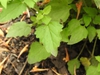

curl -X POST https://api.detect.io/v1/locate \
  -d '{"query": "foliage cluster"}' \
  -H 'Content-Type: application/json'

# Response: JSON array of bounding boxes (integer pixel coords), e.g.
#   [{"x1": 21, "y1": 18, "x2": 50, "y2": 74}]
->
[{"x1": 0, "y1": 0, "x2": 100, "y2": 75}]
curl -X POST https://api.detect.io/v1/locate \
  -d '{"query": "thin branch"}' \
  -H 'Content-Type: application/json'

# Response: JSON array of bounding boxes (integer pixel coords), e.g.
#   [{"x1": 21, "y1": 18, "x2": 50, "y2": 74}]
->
[
  {"x1": 91, "y1": 37, "x2": 97, "y2": 57},
  {"x1": 77, "y1": 41, "x2": 87, "y2": 58}
]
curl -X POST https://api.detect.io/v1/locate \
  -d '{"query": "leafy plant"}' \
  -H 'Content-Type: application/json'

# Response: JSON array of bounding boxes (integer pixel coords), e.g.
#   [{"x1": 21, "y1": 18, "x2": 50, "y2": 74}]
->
[
  {"x1": 0, "y1": 0, "x2": 100, "y2": 75},
  {"x1": 0, "y1": 0, "x2": 8, "y2": 8},
  {"x1": 6, "y1": 22, "x2": 32, "y2": 37},
  {"x1": 28, "y1": 42, "x2": 51, "y2": 64},
  {"x1": 68, "y1": 58, "x2": 80, "y2": 75}
]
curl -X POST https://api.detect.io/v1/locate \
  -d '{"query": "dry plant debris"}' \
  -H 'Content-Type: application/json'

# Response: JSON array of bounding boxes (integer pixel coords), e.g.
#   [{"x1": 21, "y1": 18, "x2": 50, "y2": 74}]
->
[
  {"x1": 30, "y1": 66, "x2": 48, "y2": 72},
  {"x1": 0, "y1": 55, "x2": 9, "y2": 74},
  {"x1": 63, "y1": 48, "x2": 69, "y2": 62}
]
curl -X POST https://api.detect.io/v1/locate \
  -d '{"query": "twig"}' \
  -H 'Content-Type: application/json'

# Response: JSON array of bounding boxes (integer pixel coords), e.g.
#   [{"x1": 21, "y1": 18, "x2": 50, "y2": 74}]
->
[
  {"x1": 52, "y1": 67, "x2": 61, "y2": 75},
  {"x1": 11, "y1": 62, "x2": 18, "y2": 74},
  {"x1": 85, "y1": 45, "x2": 92, "y2": 57},
  {"x1": 91, "y1": 36, "x2": 97, "y2": 57},
  {"x1": 18, "y1": 59, "x2": 28, "y2": 75},
  {"x1": 76, "y1": 41, "x2": 87, "y2": 58},
  {"x1": 5, "y1": 38, "x2": 12, "y2": 45},
  {"x1": 0, "y1": 55, "x2": 9, "y2": 74},
  {"x1": 18, "y1": 45, "x2": 28, "y2": 58},
  {"x1": 30, "y1": 66, "x2": 48, "y2": 72},
  {"x1": 20, "y1": 15, "x2": 26, "y2": 22},
  {"x1": 1, "y1": 38, "x2": 12, "y2": 47}
]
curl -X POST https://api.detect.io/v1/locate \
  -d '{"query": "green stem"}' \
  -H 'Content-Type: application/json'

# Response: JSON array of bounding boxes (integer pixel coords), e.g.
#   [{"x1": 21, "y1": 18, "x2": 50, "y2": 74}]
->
[
  {"x1": 77, "y1": 41, "x2": 87, "y2": 58},
  {"x1": 91, "y1": 36, "x2": 97, "y2": 57},
  {"x1": 86, "y1": 45, "x2": 92, "y2": 57}
]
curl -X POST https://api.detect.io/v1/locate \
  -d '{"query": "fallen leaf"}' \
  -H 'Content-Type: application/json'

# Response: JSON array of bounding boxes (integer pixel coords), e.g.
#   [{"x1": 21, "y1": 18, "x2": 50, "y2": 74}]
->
[
  {"x1": 1, "y1": 38, "x2": 12, "y2": 47},
  {"x1": 63, "y1": 48, "x2": 69, "y2": 62},
  {"x1": 0, "y1": 47, "x2": 9, "y2": 54},
  {"x1": 80, "y1": 57, "x2": 91, "y2": 67},
  {"x1": 0, "y1": 29, "x2": 4, "y2": 37}
]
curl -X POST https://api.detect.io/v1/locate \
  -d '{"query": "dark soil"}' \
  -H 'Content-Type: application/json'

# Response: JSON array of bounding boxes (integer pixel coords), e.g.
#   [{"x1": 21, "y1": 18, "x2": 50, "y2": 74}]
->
[{"x1": 0, "y1": 15, "x2": 100, "y2": 75}]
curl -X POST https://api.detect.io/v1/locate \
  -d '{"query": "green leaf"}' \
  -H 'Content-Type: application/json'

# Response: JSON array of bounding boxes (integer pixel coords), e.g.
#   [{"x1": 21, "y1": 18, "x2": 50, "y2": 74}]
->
[
  {"x1": 97, "y1": 63, "x2": 100, "y2": 72},
  {"x1": 24, "y1": 0, "x2": 36, "y2": 8},
  {"x1": 93, "y1": 15, "x2": 100, "y2": 24},
  {"x1": 30, "y1": 16, "x2": 36, "y2": 23},
  {"x1": 94, "y1": 0, "x2": 100, "y2": 9},
  {"x1": 43, "y1": 5, "x2": 51, "y2": 15},
  {"x1": 6, "y1": 22, "x2": 32, "y2": 37},
  {"x1": 80, "y1": 57, "x2": 91, "y2": 67},
  {"x1": 35, "y1": 21, "x2": 63, "y2": 56},
  {"x1": 83, "y1": 7, "x2": 98, "y2": 17},
  {"x1": 96, "y1": 29, "x2": 100, "y2": 39},
  {"x1": 68, "y1": 19, "x2": 81, "y2": 33},
  {"x1": 28, "y1": 42, "x2": 50, "y2": 64},
  {"x1": 48, "y1": 0, "x2": 71, "y2": 22},
  {"x1": 41, "y1": 16, "x2": 51, "y2": 25},
  {"x1": 0, "y1": 0, "x2": 8, "y2": 8},
  {"x1": 61, "y1": 19, "x2": 81, "y2": 43},
  {"x1": 61, "y1": 19, "x2": 88, "y2": 44},
  {"x1": 68, "y1": 58, "x2": 80, "y2": 75},
  {"x1": 0, "y1": 1, "x2": 26, "y2": 22},
  {"x1": 86, "y1": 65, "x2": 100, "y2": 75},
  {"x1": 61, "y1": 27, "x2": 69, "y2": 42},
  {"x1": 68, "y1": 26, "x2": 88, "y2": 45},
  {"x1": 95, "y1": 56, "x2": 100, "y2": 62},
  {"x1": 90, "y1": 57, "x2": 99, "y2": 67},
  {"x1": 84, "y1": 0, "x2": 92, "y2": 6},
  {"x1": 83, "y1": 14, "x2": 91, "y2": 26},
  {"x1": 87, "y1": 26, "x2": 96, "y2": 42},
  {"x1": 33, "y1": 0, "x2": 38, "y2": 2},
  {"x1": 67, "y1": 0, "x2": 73, "y2": 4},
  {"x1": 36, "y1": 13, "x2": 44, "y2": 21}
]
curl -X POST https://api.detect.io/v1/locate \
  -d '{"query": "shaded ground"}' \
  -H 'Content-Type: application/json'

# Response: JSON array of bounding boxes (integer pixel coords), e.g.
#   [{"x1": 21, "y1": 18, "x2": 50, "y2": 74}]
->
[{"x1": 0, "y1": 15, "x2": 100, "y2": 75}]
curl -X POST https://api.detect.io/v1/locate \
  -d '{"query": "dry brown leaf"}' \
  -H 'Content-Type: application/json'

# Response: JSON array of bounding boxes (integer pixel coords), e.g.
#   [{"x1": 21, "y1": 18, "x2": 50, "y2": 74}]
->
[
  {"x1": 76, "y1": 1, "x2": 83, "y2": 19},
  {"x1": 63, "y1": 48, "x2": 69, "y2": 62},
  {"x1": 5, "y1": 27, "x2": 10, "y2": 33},
  {"x1": 1, "y1": 38, "x2": 12, "y2": 48},
  {"x1": 0, "y1": 47, "x2": 9, "y2": 54},
  {"x1": 0, "y1": 29, "x2": 4, "y2": 37},
  {"x1": 18, "y1": 45, "x2": 28, "y2": 58}
]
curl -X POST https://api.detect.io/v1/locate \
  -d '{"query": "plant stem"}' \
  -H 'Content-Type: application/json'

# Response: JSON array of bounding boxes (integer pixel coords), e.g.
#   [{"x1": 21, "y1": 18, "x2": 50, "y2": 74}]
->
[
  {"x1": 76, "y1": 41, "x2": 87, "y2": 58},
  {"x1": 91, "y1": 36, "x2": 97, "y2": 57},
  {"x1": 86, "y1": 45, "x2": 92, "y2": 57}
]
